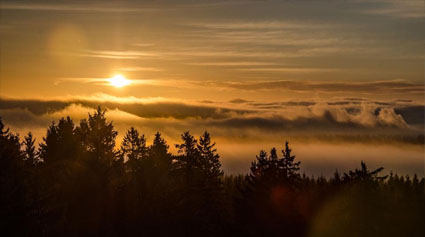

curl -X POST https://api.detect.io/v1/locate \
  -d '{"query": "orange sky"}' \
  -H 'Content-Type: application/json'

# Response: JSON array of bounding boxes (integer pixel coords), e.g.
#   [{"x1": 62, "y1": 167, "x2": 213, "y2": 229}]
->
[
  {"x1": 0, "y1": 0, "x2": 423, "y2": 175},
  {"x1": 0, "y1": 0, "x2": 423, "y2": 101}
]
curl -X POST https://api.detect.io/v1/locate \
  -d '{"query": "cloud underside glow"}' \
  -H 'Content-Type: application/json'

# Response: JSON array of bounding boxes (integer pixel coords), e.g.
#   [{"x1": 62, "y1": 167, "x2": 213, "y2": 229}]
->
[
  {"x1": 1, "y1": 95, "x2": 423, "y2": 176},
  {"x1": 0, "y1": 95, "x2": 423, "y2": 139}
]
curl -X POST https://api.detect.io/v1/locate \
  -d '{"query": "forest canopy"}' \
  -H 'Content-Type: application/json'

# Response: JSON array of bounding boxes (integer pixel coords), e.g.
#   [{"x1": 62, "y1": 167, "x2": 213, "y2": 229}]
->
[{"x1": 0, "y1": 107, "x2": 424, "y2": 236}]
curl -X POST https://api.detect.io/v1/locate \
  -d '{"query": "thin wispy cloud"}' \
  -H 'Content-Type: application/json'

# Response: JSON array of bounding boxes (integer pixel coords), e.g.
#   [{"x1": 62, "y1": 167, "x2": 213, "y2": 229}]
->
[
  {"x1": 208, "y1": 79, "x2": 425, "y2": 94},
  {"x1": 186, "y1": 62, "x2": 277, "y2": 66},
  {"x1": 184, "y1": 21, "x2": 326, "y2": 30},
  {"x1": 0, "y1": 2, "x2": 156, "y2": 13},
  {"x1": 118, "y1": 67, "x2": 163, "y2": 72},
  {"x1": 181, "y1": 28, "x2": 344, "y2": 47},
  {"x1": 162, "y1": 49, "x2": 322, "y2": 59},
  {"x1": 79, "y1": 50, "x2": 159, "y2": 59},
  {"x1": 0, "y1": 0, "x2": 259, "y2": 13},
  {"x1": 55, "y1": 77, "x2": 159, "y2": 87},
  {"x1": 233, "y1": 68, "x2": 339, "y2": 73},
  {"x1": 359, "y1": 0, "x2": 424, "y2": 18}
]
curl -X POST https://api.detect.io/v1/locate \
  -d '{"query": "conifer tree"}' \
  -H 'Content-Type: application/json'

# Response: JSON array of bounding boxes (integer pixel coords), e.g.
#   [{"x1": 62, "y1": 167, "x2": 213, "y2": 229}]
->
[
  {"x1": 197, "y1": 131, "x2": 223, "y2": 178},
  {"x1": 39, "y1": 116, "x2": 79, "y2": 164},
  {"x1": 175, "y1": 131, "x2": 201, "y2": 174},
  {"x1": 343, "y1": 161, "x2": 387, "y2": 182},
  {"x1": 76, "y1": 106, "x2": 117, "y2": 166},
  {"x1": 121, "y1": 127, "x2": 147, "y2": 172},
  {"x1": 280, "y1": 141, "x2": 301, "y2": 181},
  {"x1": 23, "y1": 132, "x2": 37, "y2": 166},
  {"x1": 0, "y1": 118, "x2": 28, "y2": 235},
  {"x1": 149, "y1": 132, "x2": 172, "y2": 168},
  {"x1": 250, "y1": 150, "x2": 268, "y2": 179}
]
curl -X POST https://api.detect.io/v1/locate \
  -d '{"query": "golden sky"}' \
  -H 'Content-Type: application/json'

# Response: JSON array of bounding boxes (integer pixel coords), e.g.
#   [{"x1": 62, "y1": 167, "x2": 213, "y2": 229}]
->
[
  {"x1": 1, "y1": 0, "x2": 424, "y2": 100},
  {"x1": 0, "y1": 0, "x2": 424, "y2": 175}
]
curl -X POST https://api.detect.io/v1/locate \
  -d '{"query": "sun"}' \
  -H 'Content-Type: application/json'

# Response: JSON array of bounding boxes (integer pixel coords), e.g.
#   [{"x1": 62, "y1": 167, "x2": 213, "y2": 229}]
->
[{"x1": 108, "y1": 74, "x2": 131, "y2": 88}]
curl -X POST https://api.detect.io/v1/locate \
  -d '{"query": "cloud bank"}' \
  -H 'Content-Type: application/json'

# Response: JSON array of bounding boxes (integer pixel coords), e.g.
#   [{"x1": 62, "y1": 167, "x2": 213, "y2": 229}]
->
[
  {"x1": 1, "y1": 94, "x2": 423, "y2": 176},
  {"x1": 0, "y1": 94, "x2": 423, "y2": 143}
]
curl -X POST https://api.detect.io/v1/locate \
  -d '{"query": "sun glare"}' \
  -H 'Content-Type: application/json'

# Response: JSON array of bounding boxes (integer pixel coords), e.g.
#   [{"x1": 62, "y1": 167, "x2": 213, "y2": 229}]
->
[{"x1": 109, "y1": 74, "x2": 131, "y2": 88}]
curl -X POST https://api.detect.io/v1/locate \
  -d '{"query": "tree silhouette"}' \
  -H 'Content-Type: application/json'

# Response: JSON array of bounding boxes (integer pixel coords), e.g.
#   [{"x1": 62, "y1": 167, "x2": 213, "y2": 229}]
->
[
  {"x1": 76, "y1": 106, "x2": 117, "y2": 166},
  {"x1": 343, "y1": 160, "x2": 387, "y2": 183},
  {"x1": 198, "y1": 131, "x2": 223, "y2": 179},
  {"x1": 176, "y1": 131, "x2": 199, "y2": 162},
  {"x1": 0, "y1": 111, "x2": 424, "y2": 236},
  {"x1": 23, "y1": 132, "x2": 37, "y2": 166},
  {"x1": 120, "y1": 127, "x2": 147, "y2": 172},
  {"x1": 250, "y1": 141, "x2": 301, "y2": 183},
  {"x1": 0, "y1": 118, "x2": 29, "y2": 235},
  {"x1": 281, "y1": 141, "x2": 301, "y2": 181},
  {"x1": 39, "y1": 116, "x2": 80, "y2": 164},
  {"x1": 149, "y1": 132, "x2": 172, "y2": 170}
]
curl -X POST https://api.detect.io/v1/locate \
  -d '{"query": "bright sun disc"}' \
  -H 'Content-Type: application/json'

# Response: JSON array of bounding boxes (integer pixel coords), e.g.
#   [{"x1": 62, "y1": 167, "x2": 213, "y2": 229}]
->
[{"x1": 109, "y1": 75, "x2": 131, "y2": 88}]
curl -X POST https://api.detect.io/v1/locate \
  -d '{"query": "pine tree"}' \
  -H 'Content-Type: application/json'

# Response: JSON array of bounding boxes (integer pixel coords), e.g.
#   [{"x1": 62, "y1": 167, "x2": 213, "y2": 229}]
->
[
  {"x1": 39, "y1": 116, "x2": 79, "y2": 164},
  {"x1": 250, "y1": 141, "x2": 300, "y2": 182},
  {"x1": 0, "y1": 118, "x2": 28, "y2": 235},
  {"x1": 121, "y1": 127, "x2": 147, "y2": 172},
  {"x1": 250, "y1": 150, "x2": 268, "y2": 179},
  {"x1": 76, "y1": 106, "x2": 117, "y2": 166},
  {"x1": 149, "y1": 132, "x2": 171, "y2": 164},
  {"x1": 343, "y1": 161, "x2": 387, "y2": 183},
  {"x1": 176, "y1": 131, "x2": 199, "y2": 158},
  {"x1": 23, "y1": 132, "x2": 37, "y2": 166},
  {"x1": 197, "y1": 131, "x2": 223, "y2": 178},
  {"x1": 175, "y1": 131, "x2": 201, "y2": 174},
  {"x1": 280, "y1": 141, "x2": 301, "y2": 180}
]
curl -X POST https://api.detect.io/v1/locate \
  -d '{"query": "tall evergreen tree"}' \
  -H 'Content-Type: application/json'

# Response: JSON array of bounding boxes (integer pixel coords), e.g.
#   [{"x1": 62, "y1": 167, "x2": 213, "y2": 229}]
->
[
  {"x1": 280, "y1": 141, "x2": 301, "y2": 181},
  {"x1": 121, "y1": 127, "x2": 147, "y2": 172},
  {"x1": 39, "y1": 116, "x2": 79, "y2": 164},
  {"x1": 343, "y1": 161, "x2": 387, "y2": 183},
  {"x1": 76, "y1": 106, "x2": 117, "y2": 166},
  {"x1": 149, "y1": 132, "x2": 172, "y2": 169},
  {"x1": 0, "y1": 118, "x2": 28, "y2": 235},
  {"x1": 250, "y1": 142, "x2": 300, "y2": 182},
  {"x1": 197, "y1": 131, "x2": 223, "y2": 178},
  {"x1": 175, "y1": 131, "x2": 201, "y2": 175},
  {"x1": 23, "y1": 132, "x2": 37, "y2": 166}
]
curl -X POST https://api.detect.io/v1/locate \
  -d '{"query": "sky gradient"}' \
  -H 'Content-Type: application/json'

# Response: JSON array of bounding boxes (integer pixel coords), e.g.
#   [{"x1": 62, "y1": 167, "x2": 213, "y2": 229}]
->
[{"x1": 0, "y1": 0, "x2": 424, "y2": 175}]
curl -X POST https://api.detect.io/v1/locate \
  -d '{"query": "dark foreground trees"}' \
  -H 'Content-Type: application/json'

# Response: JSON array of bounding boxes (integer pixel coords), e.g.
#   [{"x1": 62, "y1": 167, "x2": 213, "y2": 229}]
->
[{"x1": 0, "y1": 108, "x2": 424, "y2": 236}]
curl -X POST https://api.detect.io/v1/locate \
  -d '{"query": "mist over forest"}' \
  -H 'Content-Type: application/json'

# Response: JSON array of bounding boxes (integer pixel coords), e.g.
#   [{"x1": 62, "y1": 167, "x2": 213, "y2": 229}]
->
[
  {"x1": 1, "y1": 107, "x2": 424, "y2": 236},
  {"x1": 1, "y1": 97, "x2": 423, "y2": 176}
]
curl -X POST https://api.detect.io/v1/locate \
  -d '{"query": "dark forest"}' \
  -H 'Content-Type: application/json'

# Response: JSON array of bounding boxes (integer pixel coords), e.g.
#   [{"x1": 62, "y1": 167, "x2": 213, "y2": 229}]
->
[{"x1": 1, "y1": 107, "x2": 424, "y2": 236}]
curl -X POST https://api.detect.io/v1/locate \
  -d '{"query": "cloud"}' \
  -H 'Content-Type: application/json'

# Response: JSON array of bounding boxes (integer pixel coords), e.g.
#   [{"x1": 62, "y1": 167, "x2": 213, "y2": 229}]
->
[
  {"x1": 233, "y1": 68, "x2": 338, "y2": 73},
  {"x1": 184, "y1": 21, "x2": 327, "y2": 30},
  {"x1": 1, "y1": 94, "x2": 424, "y2": 176},
  {"x1": 208, "y1": 79, "x2": 425, "y2": 94},
  {"x1": 2, "y1": 100, "x2": 422, "y2": 176},
  {"x1": 0, "y1": 97, "x2": 251, "y2": 120},
  {"x1": 117, "y1": 67, "x2": 163, "y2": 72},
  {"x1": 55, "y1": 77, "x2": 166, "y2": 87},
  {"x1": 229, "y1": 98, "x2": 253, "y2": 104},
  {"x1": 1, "y1": 94, "x2": 423, "y2": 131},
  {"x1": 0, "y1": 0, "x2": 164, "y2": 12},
  {"x1": 186, "y1": 61, "x2": 277, "y2": 67},
  {"x1": 78, "y1": 50, "x2": 158, "y2": 59},
  {"x1": 359, "y1": 0, "x2": 424, "y2": 18},
  {"x1": 0, "y1": 0, "x2": 257, "y2": 12}
]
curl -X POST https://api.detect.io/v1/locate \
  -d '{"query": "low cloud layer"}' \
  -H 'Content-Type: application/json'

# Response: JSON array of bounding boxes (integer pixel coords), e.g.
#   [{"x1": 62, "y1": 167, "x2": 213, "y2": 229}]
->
[
  {"x1": 206, "y1": 80, "x2": 424, "y2": 94},
  {"x1": 1, "y1": 95, "x2": 423, "y2": 175},
  {"x1": 0, "y1": 95, "x2": 423, "y2": 143}
]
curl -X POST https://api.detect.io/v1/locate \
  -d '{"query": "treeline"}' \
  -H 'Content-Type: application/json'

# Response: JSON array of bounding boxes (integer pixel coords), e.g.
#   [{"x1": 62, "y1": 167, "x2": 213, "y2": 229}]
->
[{"x1": 0, "y1": 107, "x2": 424, "y2": 236}]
